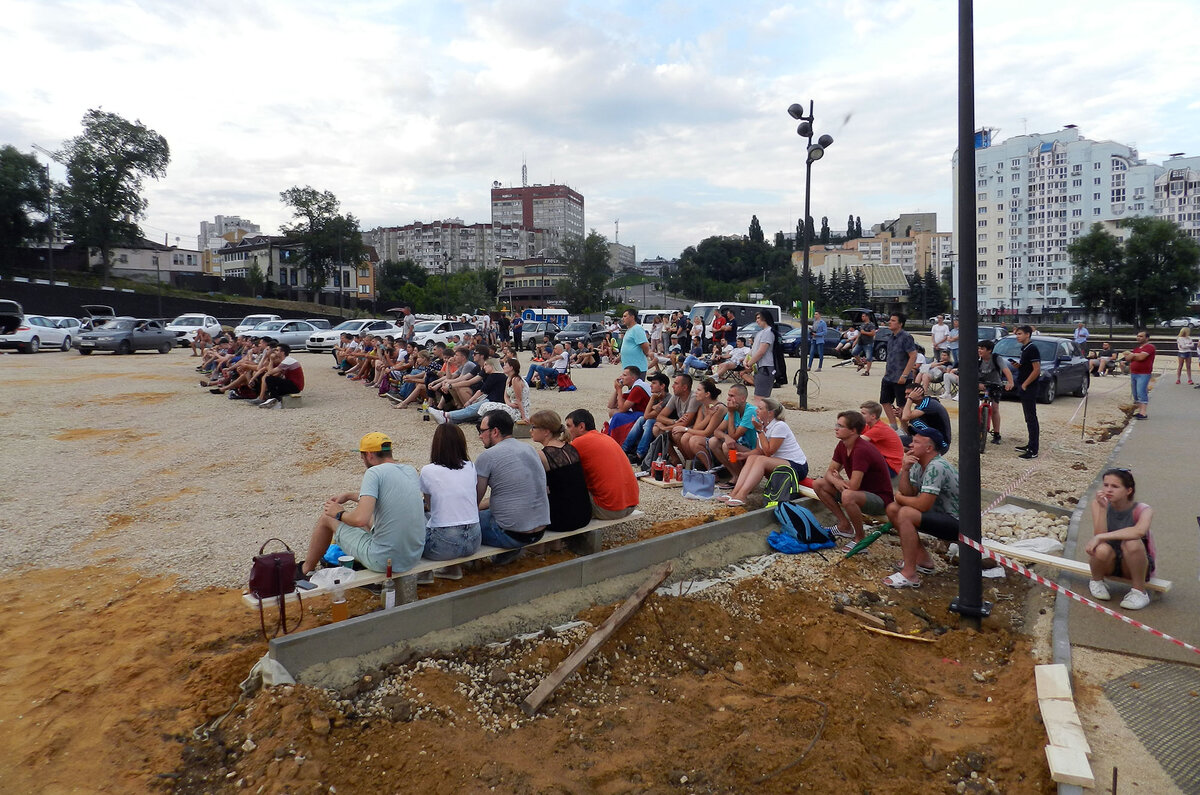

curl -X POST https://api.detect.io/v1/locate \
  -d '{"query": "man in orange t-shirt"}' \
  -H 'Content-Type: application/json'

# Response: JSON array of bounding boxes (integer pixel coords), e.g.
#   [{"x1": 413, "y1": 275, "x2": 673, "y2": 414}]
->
[
  {"x1": 564, "y1": 408, "x2": 640, "y2": 519},
  {"x1": 859, "y1": 400, "x2": 905, "y2": 476}
]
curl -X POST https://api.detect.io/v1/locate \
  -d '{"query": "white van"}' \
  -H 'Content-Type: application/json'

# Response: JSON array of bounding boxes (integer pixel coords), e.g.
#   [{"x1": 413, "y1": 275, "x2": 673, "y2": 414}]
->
[
  {"x1": 637, "y1": 309, "x2": 670, "y2": 334},
  {"x1": 688, "y1": 301, "x2": 781, "y2": 337}
]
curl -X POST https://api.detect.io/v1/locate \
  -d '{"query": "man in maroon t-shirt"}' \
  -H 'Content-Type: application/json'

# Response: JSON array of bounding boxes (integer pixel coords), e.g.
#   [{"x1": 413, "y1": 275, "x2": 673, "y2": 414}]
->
[
  {"x1": 1125, "y1": 329, "x2": 1156, "y2": 419},
  {"x1": 813, "y1": 409, "x2": 895, "y2": 544},
  {"x1": 258, "y1": 343, "x2": 305, "y2": 408}
]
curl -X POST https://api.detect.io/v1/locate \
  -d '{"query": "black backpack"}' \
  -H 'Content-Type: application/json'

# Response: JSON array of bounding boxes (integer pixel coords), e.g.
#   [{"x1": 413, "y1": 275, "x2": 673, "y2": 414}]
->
[{"x1": 763, "y1": 465, "x2": 802, "y2": 508}]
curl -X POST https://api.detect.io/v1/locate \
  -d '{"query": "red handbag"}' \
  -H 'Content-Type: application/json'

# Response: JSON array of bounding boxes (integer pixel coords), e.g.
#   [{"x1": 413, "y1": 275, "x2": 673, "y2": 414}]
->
[{"x1": 249, "y1": 538, "x2": 303, "y2": 638}]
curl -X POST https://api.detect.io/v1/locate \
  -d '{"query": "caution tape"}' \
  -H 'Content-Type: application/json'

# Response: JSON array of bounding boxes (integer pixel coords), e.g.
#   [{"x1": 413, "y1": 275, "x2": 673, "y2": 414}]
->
[
  {"x1": 956, "y1": 532, "x2": 1200, "y2": 657},
  {"x1": 982, "y1": 465, "x2": 1039, "y2": 515}
]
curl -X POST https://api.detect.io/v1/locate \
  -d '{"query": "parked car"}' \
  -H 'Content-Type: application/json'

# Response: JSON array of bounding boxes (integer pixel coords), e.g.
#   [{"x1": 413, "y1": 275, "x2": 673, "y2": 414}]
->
[
  {"x1": 555, "y1": 321, "x2": 608, "y2": 346},
  {"x1": 165, "y1": 313, "x2": 223, "y2": 347},
  {"x1": 234, "y1": 314, "x2": 282, "y2": 335},
  {"x1": 977, "y1": 325, "x2": 1009, "y2": 342},
  {"x1": 305, "y1": 318, "x2": 403, "y2": 353},
  {"x1": 1158, "y1": 317, "x2": 1200, "y2": 328},
  {"x1": 0, "y1": 302, "x2": 74, "y2": 353},
  {"x1": 779, "y1": 324, "x2": 842, "y2": 357},
  {"x1": 47, "y1": 316, "x2": 86, "y2": 339},
  {"x1": 249, "y1": 319, "x2": 320, "y2": 348},
  {"x1": 992, "y1": 334, "x2": 1089, "y2": 403},
  {"x1": 411, "y1": 319, "x2": 479, "y2": 348},
  {"x1": 522, "y1": 321, "x2": 561, "y2": 351},
  {"x1": 79, "y1": 304, "x2": 116, "y2": 332},
  {"x1": 734, "y1": 322, "x2": 795, "y2": 349},
  {"x1": 305, "y1": 318, "x2": 332, "y2": 330},
  {"x1": 76, "y1": 317, "x2": 176, "y2": 355}
]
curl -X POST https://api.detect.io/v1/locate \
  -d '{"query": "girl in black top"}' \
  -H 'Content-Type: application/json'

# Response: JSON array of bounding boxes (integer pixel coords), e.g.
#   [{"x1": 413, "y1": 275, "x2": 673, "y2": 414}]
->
[{"x1": 528, "y1": 410, "x2": 591, "y2": 533}]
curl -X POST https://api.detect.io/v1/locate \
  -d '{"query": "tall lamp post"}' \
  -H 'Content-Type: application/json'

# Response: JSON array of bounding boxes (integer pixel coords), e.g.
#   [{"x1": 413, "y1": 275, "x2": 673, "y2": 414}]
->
[{"x1": 787, "y1": 101, "x2": 834, "y2": 411}]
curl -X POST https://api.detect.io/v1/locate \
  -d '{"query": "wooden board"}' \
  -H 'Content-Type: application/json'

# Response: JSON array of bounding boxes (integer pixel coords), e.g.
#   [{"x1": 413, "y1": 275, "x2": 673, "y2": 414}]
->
[
  {"x1": 1034, "y1": 663, "x2": 1074, "y2": 701},
  {"x1": 242, "y1": 510, "x2": 645, "y2": 609},
  {"x1": 638, "y1": 476, "x2": 682, "y2": 489},
  {"x1": 984, "y1": 539, "x2": 1172, "y2": 593},
  {"x1": 1044, "y1": 744, "x2": 1095, "y2": 788},
  {"x1": 843, "y1": 606, "x2": 887, "y2": 629},
  {"x1": 1039, "y1": 699, "x2": 1093, "y2": 758}
]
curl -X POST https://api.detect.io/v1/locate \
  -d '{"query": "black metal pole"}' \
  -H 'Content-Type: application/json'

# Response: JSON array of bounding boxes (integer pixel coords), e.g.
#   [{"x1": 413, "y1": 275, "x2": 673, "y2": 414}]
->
[
  {"x1": 798, "y1": 152, "x2": 813, "y2": 411},
  {"x1": 951, "y1": 0, "x2": 988, "y2": 627}
]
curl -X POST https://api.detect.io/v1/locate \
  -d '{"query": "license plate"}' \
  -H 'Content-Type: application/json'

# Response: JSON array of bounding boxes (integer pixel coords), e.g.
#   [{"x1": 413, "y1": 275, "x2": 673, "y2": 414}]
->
[{"x1": 80, "y1": 341, "x2": 95, "y2": 347}]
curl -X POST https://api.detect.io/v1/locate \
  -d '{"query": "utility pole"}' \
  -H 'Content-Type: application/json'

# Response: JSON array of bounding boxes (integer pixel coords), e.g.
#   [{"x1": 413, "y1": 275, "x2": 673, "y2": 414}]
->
[{"x1": 31, "y1": 143, "x2": 59, "y2": 285}]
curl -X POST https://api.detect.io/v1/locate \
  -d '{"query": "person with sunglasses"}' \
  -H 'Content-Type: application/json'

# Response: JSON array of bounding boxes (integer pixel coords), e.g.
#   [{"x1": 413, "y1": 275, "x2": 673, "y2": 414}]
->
[{"x1": 474, "y1": 409, "x2": 550, "y2": 564}]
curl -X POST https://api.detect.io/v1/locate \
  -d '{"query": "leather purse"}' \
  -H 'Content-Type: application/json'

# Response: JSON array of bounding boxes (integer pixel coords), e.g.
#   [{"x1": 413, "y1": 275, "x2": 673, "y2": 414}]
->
[{"x1": 249, "y1": 538, "x2": 303, "y2": 638}]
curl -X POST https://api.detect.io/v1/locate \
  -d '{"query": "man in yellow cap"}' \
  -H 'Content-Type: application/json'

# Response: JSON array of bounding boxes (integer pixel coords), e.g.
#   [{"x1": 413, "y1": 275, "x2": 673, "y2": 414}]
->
[{"x1": 300, "y1": 432, "x2": 425, "y2": 577}]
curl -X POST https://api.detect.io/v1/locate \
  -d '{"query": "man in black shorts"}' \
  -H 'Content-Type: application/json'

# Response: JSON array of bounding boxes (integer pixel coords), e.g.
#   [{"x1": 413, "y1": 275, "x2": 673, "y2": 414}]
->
[
  {"x1": 879, "y1": 313, "x2": 918, "y2": 429},
  {"x1": 884, "y1": 428, "x2": 960, "y2": 588}
]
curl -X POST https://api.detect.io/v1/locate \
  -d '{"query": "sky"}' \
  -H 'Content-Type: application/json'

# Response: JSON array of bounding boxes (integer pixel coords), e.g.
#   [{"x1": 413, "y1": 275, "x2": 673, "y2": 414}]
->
[{"x1": 3, "y1": 0, "x2": 1199, "y2": 261}]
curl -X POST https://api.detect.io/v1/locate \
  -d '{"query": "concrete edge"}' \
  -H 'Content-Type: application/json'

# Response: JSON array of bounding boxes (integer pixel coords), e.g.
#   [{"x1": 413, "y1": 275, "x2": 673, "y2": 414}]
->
[
  {"x1": 980, "y1": 488, "x2": 1073, "y2": 517},
  {"x1": 271, "y1": 505, "x2": 778, "y2": 685}
]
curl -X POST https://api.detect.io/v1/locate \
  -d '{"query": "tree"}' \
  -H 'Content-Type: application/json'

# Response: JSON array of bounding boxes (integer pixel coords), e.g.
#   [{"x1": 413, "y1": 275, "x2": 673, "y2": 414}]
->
[
  {"x1": 855, "y1": 216, "x2": 863, "y2": 238},
  {"x1": 773, "y1": 230, "x2": 787, "y2": 250},
  {"x1": 56, "y1": 109, "x2": 170, "y2": 284},
  {"x1": 819, "y1": 216, "x2": 830, "y2": 245},
  {"x1": 1068, "y1": 218, "x2": 1200, "y2": 326},
  {"x1": 280, "y1": 186, "x2": 365, "y2": 303},
  {"x1": 558, "y1": 230, "x2": 611, "y2": 313},
  {"x1": 0, "y1": 146, "x2": 51, "y2": 275},
  {"x1": 748, "y1": 215, "x2": 764, "y2": 246},
  {"x1": 246, "y1": 261, "x2": 265, "y2": 297},
  {"x1": 923, "y1": 267, "x2": 948, "y2": 315},
  {"x1": 846, "y1": 214, "x2": 857, "y2": 242},
  {"x1": 377, "y1": 258, "x2": 427, "y2": 303}
]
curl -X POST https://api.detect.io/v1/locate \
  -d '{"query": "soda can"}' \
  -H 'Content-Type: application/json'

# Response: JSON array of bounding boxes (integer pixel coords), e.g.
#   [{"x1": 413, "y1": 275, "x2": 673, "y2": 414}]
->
[{"x1": 729, "y1": 448, "x2": 738, "y2": 464}]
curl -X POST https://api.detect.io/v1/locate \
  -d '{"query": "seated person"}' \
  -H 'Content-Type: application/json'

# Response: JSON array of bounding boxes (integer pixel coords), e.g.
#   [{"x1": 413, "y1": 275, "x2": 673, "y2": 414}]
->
[
  {"x1": 417, "y1": 423, "x2": 482, "y2": 581},
  {"x1": 646, "y1": 372, "x2": 700, "y2": 463},
  {"x1": 1088, "y1": 342, "x2": 1117, "y2": 376},
  {"x1": 606, "y1": 366, "x2": 652, "y2": 444},
  {"x1": 899, "y1": 384, "x2": 952, "y2": 450},
  {"x1": 427, "y1": 357, "x2": 508, "y2": 425},
  {"x1": 300, "y1": 433, "x2": 425, "y2": 576},
  {"x1": 681, "y1": 340, "x2": 711, "y2": 373},
  {"x1": 573, "y1": 341, "x2": 599, "y2": 368},
  {"x1": 622, "y1": 373, "x2": 670, "y2": 460},
  {"x1": 813, "y1": 410, "x2": 895, "y2": 545},
  {"x1": 918, "y1": 350, "x2": 958, "y2": 395},
  {"x1": 713, "y1": 337, "x2": 751, "y2": 381},
  {"x1": 720, "y1": 397, "x2": 809, "y2": 507},
  {"x1": 525, "y1": 344, "x2": 570, "y2": 389},
  {"x1": 884, "y1": 428, "x2": 959, "y2": 588},
  {"x1": 707, "y1": 383, "x2": 758, "y2": 485},
  {"x1": 564, "y1": 409, "x2": 640, "y2": 519},
  {"x1": 1084, "y1": 468, "x2": 1155, "y2": 610},
  {"x1": 834, "y1": 327, "x2": 859, "y2": 357},
  {"x1": 255, "y1": 343, "x2": 305, "y2": 408},
  {"x1": 190, "y1": 328, "x2": 212, "y2": 357},
  {"x1": 858, "y1": 400, "x2": 905, "y2": 476},
  {"x1": 475, "y1": 410, "x2": 551, "y2": 563},
  {"x1": 671, "y1": 378, "x2": 727, "y2": 462},
  {"x1": 529, "y1": 410, "x2": 593, "y2": 534}
]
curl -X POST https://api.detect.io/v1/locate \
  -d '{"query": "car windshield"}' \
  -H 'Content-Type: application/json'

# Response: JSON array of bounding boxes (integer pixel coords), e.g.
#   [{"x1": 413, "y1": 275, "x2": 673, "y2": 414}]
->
[
  {"x1": 97, "y1": 320, "x2": 135, "y2": 331},
  {"x1": 171, "y1": 316, "x2": 204, "y2": 326},
  {"x1": 242, "y1": 316, "x2": 274, "y2": 325},
  {"x1": 413, "y1": 321, "x2": 440, "y2": 332},
  {"x1": 563, "y1": 322, "x2": 592, "y2": 332},
  {"x1": 331, "y1": 320, "x2": 364, "y2": 331},
  {"x1": 993, "y1": 337, "x2": 1057, "y2": 361},
  {"x1": 977, "y1": 327, "x2": 998, "y2": 340},
  {"x1": 783, "y1": 328, "x2": 805, "y2": 338},
  {"x1": 254, "y1": 321, "x2": 286, "y2": 331},
  {"x1": 693, "y1": 306, "x2": 719, "y2": 324}
]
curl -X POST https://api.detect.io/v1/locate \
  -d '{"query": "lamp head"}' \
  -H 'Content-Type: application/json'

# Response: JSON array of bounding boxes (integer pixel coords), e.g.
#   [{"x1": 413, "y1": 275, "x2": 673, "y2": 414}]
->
[
  {"x1": 807, "y1": 145, "x2": 825, "y2": 163},
  {"x1": 787, "y1": 103, "x2": 807, "y2": 120},
  {"x1": 796, "y1": 120, "x2": 813, "y2": 138},
  {"x1": 818, "y1": 133, "x2": 834, "y2": 148}
]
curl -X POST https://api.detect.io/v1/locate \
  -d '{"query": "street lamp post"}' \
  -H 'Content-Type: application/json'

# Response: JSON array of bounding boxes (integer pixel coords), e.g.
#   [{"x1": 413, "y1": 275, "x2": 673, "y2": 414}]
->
[{"x1": 787, "y1": 100, "x2": 834, "y2": 411}]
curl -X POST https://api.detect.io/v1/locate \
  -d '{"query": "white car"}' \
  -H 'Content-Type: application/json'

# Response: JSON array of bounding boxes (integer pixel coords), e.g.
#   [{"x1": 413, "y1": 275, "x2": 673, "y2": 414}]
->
[
  {"x1": 411, "y1": 319, "x2": 479, "y2": 348},
  {"x1": 305, "y1": 318, "x2": 403, "y2": 353},
  {"x1": 1158, "y1": 317, "x2": 1200, "y2": 328},
  {"x1": 249, "y1": 319, "x2": 319, "y2": 349},
  {"x1": 165, "y1": 313, "x2": 222, "y2": 347},
  {"x1": 0, "y1": 302, "x2": 73, "y2": 353},
  {"x1": 234, "y1": 314, "x2": 281, "y2": 336},
  {"x1": 48, "y1": 316, "x2": 86, "y2": 338}
]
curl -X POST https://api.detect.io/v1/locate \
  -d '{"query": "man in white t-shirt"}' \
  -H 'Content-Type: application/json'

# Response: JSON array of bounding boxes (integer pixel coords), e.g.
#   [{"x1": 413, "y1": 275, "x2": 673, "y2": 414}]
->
[{"x1": 930, "y1": 315, "x2": 950, "y2": 357}]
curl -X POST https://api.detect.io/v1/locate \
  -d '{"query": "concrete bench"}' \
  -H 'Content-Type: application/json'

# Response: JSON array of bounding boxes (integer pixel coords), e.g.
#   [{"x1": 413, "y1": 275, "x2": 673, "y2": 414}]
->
[
  {"x1": 282, "y1": 393, "x2": 302, "y2": 408},
  {"x1": 242, "y1": 510, "x2": 645, "y2": 610}
]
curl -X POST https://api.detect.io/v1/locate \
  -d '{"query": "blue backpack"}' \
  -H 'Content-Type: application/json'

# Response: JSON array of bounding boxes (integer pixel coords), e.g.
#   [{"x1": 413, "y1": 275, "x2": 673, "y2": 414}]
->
[{"x1": 768, "y1": 502, "x2": 836, "y2": 554}]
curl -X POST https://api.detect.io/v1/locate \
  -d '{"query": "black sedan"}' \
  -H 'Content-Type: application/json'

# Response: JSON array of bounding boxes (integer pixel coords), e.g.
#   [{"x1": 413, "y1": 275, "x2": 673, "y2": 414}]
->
[
  {"x1": 76, "y1": 317, "x2": 176, "y2": 355},
  {"x1": 555, "y1": 321, "x2": 608, "y2": 346},
  {"x1": 780, "y1": 325, "x2": 842, "y2": 357},
  {"x1": 993, "y1": 335, "x2": 1089, "y2": 403}
]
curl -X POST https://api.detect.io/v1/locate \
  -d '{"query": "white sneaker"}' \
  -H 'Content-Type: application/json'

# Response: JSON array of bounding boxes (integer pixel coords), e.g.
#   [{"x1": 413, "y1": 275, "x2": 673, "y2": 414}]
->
[
  {"x1": 1088, "y1": 580, "x2": 1111, "y2": 600},
  {"x1": 427, "y1": 407, "x2": 447, "y2": 424},
  {"x1": 1120, "y1": 588, "x2": 1150, "y2": 610},
  {"x1": 951, "y1": 394, "x2": 960, "y2": 401},
  {"x1": 258, "y1": 398, "x2": 278, "y2": 409}
]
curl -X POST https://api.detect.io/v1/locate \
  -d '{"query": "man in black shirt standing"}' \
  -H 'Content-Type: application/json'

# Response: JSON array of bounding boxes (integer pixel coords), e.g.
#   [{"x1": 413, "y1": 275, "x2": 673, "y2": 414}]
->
[{"x1": 1014, "y1": 325, "x2": 1041, "y2": 459}]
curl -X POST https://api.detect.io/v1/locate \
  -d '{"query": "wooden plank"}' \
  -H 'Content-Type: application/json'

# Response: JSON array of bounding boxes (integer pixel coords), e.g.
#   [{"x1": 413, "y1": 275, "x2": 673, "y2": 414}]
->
[
  {"x1": 638, "y1": 476, "x2": 682, "y2": 489},
  {"x1": 1039, "y1": 699, "x2": 1093, "y2": 758},
  {"x1": 843, "y1": 606, "x2": 887, "y2": 629},
  {"x1": 1034, "y1": 663, "x2": 1074, "y2": 701},
  {"x1": 521, "y1": 563, "x2": 673, "y2": 716},
  {"x1": 1044, "y1": 744, "x2": 1095, "y2": 788},
  {"x1": 984, "y1": 539, "x2": 1172, "y2": 593},
  {"x1": 861, "y1": 625, "x2": 935, "y2": 643}
]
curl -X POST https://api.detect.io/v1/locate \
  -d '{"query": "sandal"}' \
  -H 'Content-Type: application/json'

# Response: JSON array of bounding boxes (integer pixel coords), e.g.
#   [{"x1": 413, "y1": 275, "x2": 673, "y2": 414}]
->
[
  {"x1": 893, "y1": 560, "x2": 936, "y2": 576},
  {"x1": 724, "y1": 498, "x2": 745, "y2": 507},
  {"x1": 882, "y1": 572, "x2": 921, "y2": 589}
]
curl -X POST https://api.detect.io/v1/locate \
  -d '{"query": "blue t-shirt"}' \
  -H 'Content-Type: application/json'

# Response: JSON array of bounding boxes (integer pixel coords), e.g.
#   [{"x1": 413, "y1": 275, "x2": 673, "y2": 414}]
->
[
  {"x1": 732, "y1": 403, "x2": 758, "y2": 449},
  {"x1": 357, "y1": 462, "x2": 426, "y2": 572},
  {"x1": 620, "y1": 324, "x2": 649, "y2": 374}
]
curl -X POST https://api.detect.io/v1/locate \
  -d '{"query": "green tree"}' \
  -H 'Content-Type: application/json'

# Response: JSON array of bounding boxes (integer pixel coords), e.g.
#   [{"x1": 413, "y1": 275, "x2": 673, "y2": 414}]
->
[
  {"x1": 1068, "y1": 218, "x2": 1200, "y2": 326},
  {"x1": 773, "y1": 230, "x2": 787, "y2": 249},
  {"x1": 748, "y1": 215, "x2": 764, "y2": 246},
  {"x1": 246, "y1": 261, "x2": 265, "y2": 297},
  {"x1": 819, "y1": 216, "x2": 830, "y2": 245},
  {"x1": 923, "y1": 268, "x2": 948, "y2": 315},
  {"x1": 56, "y1": 109, "x2": 170, "y2": 284},
  {"x1": 846, "y1": 214, "x2": 857, "y2": 242},
  {"x1": 852, "y1": 268, "x2": 869, "y2": 305},
  {"x1": 855, "y1": 217, "x2": 863, "y2": 238},
  {"x1": 0, "y1": 145, "x2": 51, "y2": 275},
  {"x1": 377, "y1": 258, "x2": 427, "y2": 304},
  {"x1": 280, "y1": 186, "x2": 365, "y2": 303},
  {"x1": 558, "y1": 230, "x2": 611, "y2": 313}
]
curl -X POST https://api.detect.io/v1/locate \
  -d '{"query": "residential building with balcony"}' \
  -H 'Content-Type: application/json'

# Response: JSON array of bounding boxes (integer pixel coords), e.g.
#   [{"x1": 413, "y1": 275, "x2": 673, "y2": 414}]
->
[
  {"x1": 490, "y1": 182, "x2": 585, "y2": 250},
  {"x1": 198, "y1": 215, "x2": 261, "y2": 275},
  {"x1": 365, "y1": 220, "x2": 551, "y2": 274}
]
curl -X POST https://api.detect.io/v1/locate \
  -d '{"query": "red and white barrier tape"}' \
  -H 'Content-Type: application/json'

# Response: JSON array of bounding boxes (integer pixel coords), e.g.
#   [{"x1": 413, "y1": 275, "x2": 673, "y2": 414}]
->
[
  {"x1": 956, "y1": 532, "x2": 1200, "y2": 657},
  {"x1": 982, "y1": 465, "x2": 1039, "y2": 515}
]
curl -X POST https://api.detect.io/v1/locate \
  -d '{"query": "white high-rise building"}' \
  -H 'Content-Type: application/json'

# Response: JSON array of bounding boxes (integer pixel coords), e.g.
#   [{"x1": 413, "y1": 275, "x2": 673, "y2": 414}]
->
[{"x1": 953, "y1": 127, "x2": 1163, "y2": 317}]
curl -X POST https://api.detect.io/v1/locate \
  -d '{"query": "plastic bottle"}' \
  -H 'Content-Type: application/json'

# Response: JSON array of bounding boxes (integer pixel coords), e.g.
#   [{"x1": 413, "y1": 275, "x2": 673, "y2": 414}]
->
[
  {"x1": 652, "y1": 455, "x2": 665, "y2": 481},
  {"x1": 381, "y1": 559, "x2": 396, "y2": 610},
  {"x1": 421, "y1": 398, "x2": 430, "y2": 421},
  {"x1": 331, "y1": 578, "x2": 348, "y2": 622}
]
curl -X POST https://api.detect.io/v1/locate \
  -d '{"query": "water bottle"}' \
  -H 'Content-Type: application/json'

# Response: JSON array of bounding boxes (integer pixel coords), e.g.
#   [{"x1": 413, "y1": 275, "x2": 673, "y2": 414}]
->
[
  {"x1": 331, "y1": 579, "x2": 348, "y2": 622},
  {"x1": 381, "y1": 559, "x2": 396, "y2": 610},
  {"x1": 421, "y1": 398, "x2": 430, "y2": 421}
]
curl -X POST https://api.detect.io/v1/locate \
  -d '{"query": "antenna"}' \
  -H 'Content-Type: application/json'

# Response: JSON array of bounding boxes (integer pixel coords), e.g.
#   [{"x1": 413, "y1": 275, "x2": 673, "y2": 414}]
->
[
  {"x1": 614, "y1": 219, "x2": 619, "y2": 244},
  {"x1": 521, "y1": 155, "x2": 527, "y2": 188}
]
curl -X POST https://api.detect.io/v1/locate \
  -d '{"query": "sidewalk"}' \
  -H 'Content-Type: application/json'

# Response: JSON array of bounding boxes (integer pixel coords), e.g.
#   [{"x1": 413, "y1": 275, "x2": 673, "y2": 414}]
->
[{"x1": 1066, "y1": 375, "x2": 1199, "y2": 664}]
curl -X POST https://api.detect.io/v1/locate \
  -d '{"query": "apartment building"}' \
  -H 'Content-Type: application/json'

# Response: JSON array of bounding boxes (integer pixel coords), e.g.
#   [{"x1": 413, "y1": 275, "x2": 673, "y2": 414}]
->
[
  {"x1": 198, "y1": 215, "x2": 261, "y2": 276},
  {"x1": 490, "y1": 183, "x2": 585, "y2": 248},
  {"x1": 366, "y1": 220, "x2": 551, "y2": 273}
]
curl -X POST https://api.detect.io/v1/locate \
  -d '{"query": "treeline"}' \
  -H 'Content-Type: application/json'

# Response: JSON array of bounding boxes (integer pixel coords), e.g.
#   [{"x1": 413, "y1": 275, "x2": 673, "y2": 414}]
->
[{"x1": 376, "y1": 259, "x2": 500, "y2": 315}]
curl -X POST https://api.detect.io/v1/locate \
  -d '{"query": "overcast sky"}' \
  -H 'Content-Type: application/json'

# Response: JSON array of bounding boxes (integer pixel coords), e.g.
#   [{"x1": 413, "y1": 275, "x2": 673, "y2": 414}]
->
[{"x1": 3, "y1": 0, "x2": 1198, "y2": 260}]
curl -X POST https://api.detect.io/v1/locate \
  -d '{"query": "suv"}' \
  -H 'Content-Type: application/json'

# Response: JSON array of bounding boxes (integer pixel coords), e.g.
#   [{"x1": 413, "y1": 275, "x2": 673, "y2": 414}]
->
[
  {"x1": 165, "y1": 313, "x2": 222, "y2": 347},
  {"x1": 411, "y1": 319, "x2": 478, "y2": 347}
]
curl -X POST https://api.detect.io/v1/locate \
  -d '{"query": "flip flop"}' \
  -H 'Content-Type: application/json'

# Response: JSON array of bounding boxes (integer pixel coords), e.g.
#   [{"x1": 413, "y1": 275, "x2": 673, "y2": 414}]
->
[
  {"x1": 724, "y1": 498, "x2": 746, "y2": 507},
  {"x1": 716, "y1": 494, "x2": 733, "y2": 503},
  {"x1": 893, "y1": 560, "x2": 936, "y2": 576},
  {"x1": 882, "y1": 572, "x2": 921, "y2": 589}
]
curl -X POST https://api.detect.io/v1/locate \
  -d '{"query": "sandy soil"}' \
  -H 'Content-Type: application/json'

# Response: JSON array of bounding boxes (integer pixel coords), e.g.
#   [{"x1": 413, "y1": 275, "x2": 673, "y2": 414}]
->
[{"x1": 0, "y1": 344, "x2": 1146, "y2": 793}]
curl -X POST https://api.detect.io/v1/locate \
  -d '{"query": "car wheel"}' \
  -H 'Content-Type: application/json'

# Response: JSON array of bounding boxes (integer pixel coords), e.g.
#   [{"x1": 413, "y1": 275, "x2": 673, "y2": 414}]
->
[
  {"x1": 79, "y1": 348, "x2": 92, "y2": 355},
  {"x1": 1039, "y1": 377, "x2": 1057, "y2": 404},
  {"x1": 118, "y1": 340, "x2": 132, "y2": 355},
  {"x1": 158, "y1": 341, "x2": 172, "y2": 354},
  {"x1": 1073, "y1": 374, "x2": 1089, "y2": 397},
  {"x1": 24, "y1": 336, "x2": 40, "y2": 354},
  {"x1": 61, "y1": 336, "x2": 72, "y2": 351},
  {"x1": 874, "y1": 342, "x2": 887, "y2": 361}
]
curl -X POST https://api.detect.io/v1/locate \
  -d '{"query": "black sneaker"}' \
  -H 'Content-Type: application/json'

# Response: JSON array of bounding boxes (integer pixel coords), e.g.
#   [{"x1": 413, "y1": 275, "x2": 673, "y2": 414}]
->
[
  {"x1": 1015, "y1": 444, "x2": 1029, "y2": 452},
  {"x1": 1018, "y1": 450, "x2": 1038, "y2": 459},
  {"x1": 991, "y1": 432, "x2": 1001, "y2": 445}
]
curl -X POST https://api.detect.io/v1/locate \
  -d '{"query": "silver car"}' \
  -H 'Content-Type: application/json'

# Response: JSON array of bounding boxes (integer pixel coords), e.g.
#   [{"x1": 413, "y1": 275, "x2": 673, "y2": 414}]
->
[
  {"x1": 249, "y1": 319, "x2": 319, "y2": 349},
  {"x1": 76, "y1": 317, "x2": 176, "y2": 355},
  {"x1": 306, "y1": 319, "x2": 402, "y2": 353}
]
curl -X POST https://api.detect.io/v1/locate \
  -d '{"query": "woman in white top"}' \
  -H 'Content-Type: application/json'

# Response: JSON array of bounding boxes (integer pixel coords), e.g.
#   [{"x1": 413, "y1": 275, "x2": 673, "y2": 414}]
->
[
  {"x1": 650, "y1": 317, "x2": 664, "y2": 354},
  {"x1": 1176, "y1": 327, "x2": 1195, "y2": 385},
  {"x1": 477, "y1": 357, "x2": 530, "y2": 423},
  {"x1": 719, "y1": 397, "x2": 808, "y2": 507},
  {"x1": 417, "y1": 423, "x2": 481, "y2": 580}
]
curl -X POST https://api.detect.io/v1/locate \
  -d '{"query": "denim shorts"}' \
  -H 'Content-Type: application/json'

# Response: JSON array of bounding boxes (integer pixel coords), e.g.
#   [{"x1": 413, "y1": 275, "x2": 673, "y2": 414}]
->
[
  {"x1": 1130, "y1": 372, "x2": 1151, "y2": 404},
  {"x1": 424, "y1": 522, "x2": 481, "y2": 561}
]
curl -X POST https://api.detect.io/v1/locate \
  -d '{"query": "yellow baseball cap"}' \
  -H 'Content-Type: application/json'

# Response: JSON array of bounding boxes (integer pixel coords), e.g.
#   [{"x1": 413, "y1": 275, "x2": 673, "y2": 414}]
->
[{"x1": 357, "y1": 432, "x2": 392, "y2": 453}]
